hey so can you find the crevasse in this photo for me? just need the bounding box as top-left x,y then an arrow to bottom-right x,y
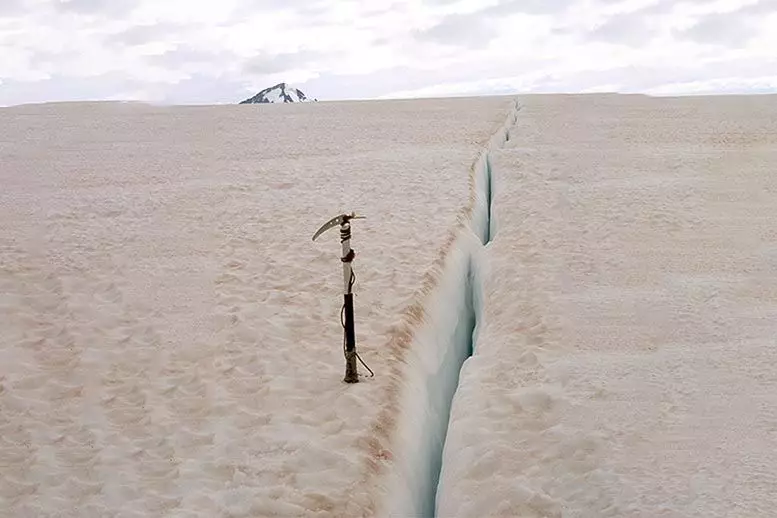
379,102 -> 517,517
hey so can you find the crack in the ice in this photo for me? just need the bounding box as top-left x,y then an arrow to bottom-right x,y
386,102 -> 517,518
485,156 -> 494,245
425,255 -> 477,517
427,157 -> 496,517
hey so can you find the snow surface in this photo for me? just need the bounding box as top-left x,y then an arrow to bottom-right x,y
284,85 -> 304,103
0,98 -> 514,516
5,93 -> 774,517
264,87 -> 284,103
437,94 -> 777,517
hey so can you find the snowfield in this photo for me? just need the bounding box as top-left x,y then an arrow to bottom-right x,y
3,93 -> 777,518
437,94 -> 777,517
0,98 -> 513,517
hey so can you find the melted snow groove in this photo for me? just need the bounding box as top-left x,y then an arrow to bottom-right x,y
485,155 -> 495,245
424,255 -> 477,517
381,101 -> 518,518
427,155 -> 495,517
427,218 -> 486,517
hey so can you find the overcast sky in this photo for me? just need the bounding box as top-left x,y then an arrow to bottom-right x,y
1,0 -> 775,105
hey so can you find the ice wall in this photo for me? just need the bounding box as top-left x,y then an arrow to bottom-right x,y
378,102 -> 519,517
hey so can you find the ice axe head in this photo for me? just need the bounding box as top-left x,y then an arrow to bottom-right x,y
312,212 -> 365,241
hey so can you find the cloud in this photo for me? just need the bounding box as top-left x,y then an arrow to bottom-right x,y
382,55 -> 777,99
1,0 -> 776,106
54,0 -> 137,16
414,12 -> 496,47
149,47 -> 227,66
242,50 -> 325,76
679,5 -> 765,47
106,23 -> 188,46
739,0 -> 777,15
0,0 -> 24,15
414,0 -> 576,48
483,0 -> 575,16
587,14 -> 656,46
159,73 -> 254,104
0,72 -> 144,105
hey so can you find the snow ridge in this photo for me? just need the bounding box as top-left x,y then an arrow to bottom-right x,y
376,101 -> 520,517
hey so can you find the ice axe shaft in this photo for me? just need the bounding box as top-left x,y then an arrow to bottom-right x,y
312,212 -> 365,383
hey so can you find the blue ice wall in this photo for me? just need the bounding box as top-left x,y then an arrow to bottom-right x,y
379,101 -> 518,518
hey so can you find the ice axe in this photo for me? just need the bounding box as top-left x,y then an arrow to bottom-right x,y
313,212 -> 369,383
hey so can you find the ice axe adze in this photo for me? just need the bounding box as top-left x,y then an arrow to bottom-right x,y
313,212 -> 367,383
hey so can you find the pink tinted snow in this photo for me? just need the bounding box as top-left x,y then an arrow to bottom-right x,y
5,93 -> 775,518
0,98 -> 512,517
437,94 -> 777,518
